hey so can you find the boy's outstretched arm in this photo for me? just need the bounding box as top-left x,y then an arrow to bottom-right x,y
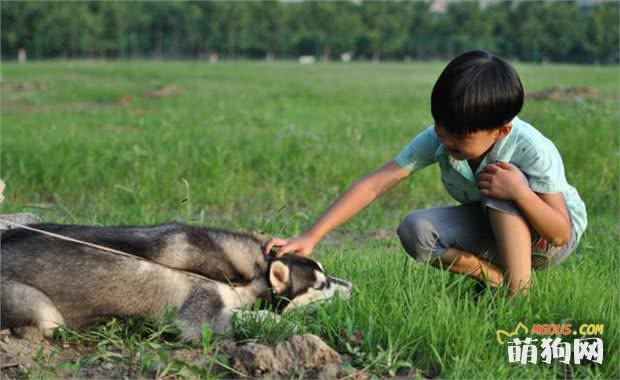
477,162 -> 571,246
264,161 -> 410,257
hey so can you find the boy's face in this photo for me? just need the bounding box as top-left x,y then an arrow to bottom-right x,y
434,123 -> 511,161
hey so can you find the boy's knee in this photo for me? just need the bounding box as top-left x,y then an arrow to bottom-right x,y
397,212 -> 444,262
481,196 -> 523,217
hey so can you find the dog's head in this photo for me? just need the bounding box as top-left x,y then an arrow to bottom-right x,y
267,254 -> 352,313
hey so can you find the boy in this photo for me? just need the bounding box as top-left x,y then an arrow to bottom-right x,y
263,50 -> 587,296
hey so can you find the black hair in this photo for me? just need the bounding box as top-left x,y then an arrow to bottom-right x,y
431,50 -> 524,135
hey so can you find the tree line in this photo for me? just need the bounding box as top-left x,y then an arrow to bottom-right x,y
1,1 -> 618,64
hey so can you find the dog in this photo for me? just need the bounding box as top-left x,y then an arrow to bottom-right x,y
0,223 -> 352,342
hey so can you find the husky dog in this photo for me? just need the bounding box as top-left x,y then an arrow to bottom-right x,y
0,223 -> 352,342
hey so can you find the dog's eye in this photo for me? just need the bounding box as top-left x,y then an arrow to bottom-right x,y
312,270 -> 328,290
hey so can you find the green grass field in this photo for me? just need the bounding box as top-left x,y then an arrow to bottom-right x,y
1,61 -> 618,379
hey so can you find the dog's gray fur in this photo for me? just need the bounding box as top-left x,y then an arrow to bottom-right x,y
1,223 -> 352,342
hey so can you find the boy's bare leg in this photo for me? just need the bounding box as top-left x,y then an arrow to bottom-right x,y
487,208 -> 532,296
430,248 -> 504,286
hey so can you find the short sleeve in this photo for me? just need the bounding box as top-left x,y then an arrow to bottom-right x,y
394,126 -> 440,173
519,140 -> 567,194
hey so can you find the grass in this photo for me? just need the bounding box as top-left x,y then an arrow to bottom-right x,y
1,60 -> 618,379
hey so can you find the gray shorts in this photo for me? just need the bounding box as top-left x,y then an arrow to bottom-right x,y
396,197 -> 578,270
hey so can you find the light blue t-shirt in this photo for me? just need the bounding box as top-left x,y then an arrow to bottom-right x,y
394,116 -> 587,242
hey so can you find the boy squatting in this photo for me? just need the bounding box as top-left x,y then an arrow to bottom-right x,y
263,50 -> 587,297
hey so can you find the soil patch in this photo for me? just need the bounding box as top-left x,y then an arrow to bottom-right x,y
528,86 -> 599,101
0,81 -> 47,92
230,333 -> 366,378
111,94 -> 132,106
0,329 -> 95,379
145,85 -> 182,98
0,331 -> 372,379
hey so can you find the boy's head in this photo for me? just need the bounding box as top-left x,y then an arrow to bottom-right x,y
431,50 -> 523,137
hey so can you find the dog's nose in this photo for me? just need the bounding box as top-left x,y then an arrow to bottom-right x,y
329,277 -> 353,299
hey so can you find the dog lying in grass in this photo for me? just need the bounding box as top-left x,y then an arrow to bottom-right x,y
0,223 -> 352,342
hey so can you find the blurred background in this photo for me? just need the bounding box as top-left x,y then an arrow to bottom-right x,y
2,0 -> 618,64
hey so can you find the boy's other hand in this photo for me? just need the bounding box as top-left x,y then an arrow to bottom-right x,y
477,161 -> 529,201
262,235 -> 317,257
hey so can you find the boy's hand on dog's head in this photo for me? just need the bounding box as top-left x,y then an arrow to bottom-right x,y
263,238 -> 289,257
262,235 -> 316,257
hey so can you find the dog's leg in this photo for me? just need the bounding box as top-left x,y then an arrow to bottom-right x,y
1,280 -> 65,339
176,286 -> 233,342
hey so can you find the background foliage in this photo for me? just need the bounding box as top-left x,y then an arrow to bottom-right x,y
2,0 -> 618,63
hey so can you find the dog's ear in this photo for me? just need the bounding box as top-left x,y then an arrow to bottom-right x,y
269,260 -> 290,294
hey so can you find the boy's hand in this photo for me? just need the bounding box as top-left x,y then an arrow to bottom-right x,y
262,234 -> 317,257
477,162 -> 529,201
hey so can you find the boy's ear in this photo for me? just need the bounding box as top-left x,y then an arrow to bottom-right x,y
496,122 -> 512,140
269,261 -> 290,294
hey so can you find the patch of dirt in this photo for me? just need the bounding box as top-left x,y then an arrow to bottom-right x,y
2,101 -> 117,114
0,331 -> 373,379
145,85 -> 182,98
0,329 -> 45,376
69,363 -> 126,380
528,86 -> 599,101
111,94 -> 132,106
0,329 -> 93,379
232,334 -> 338,377
0,81 -> 47,92
0,81 -> 48,112
0,99 -> 36,113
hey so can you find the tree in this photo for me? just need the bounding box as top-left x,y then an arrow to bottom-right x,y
583,2 -> 620,63
245,1 -> 284,58
513,2 -> 549,62
0,0 -> 616,63
359,1 -> 412,60
542,1 -> 584,62
404,2 -> 434,59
